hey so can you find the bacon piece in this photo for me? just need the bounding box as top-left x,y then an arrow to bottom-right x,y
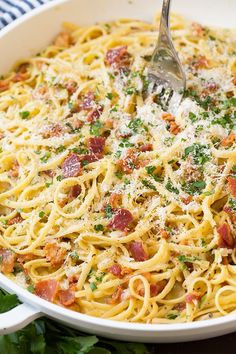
108,208 -> 133,231
69,185 -> 81,198
201,82 -> 219,97
62,153 -> 81,178
88,137 -> 106,154
232,77 -> 236,86
42,123 -> 63,139
79,153 -> 103,165
54,32 -> 72,47
0,249 -> 16,273
8,160 -> 19,178
35,279 -> 59,302
160,228 -> 170,239
8,214 -> 23,225
150,280 -> 167,296
221,133 -> 236,147
181,195 -> 193,205
17,253 -> 35,264
44,242 -> 66,266
105,46 -> 131,70
108,264 -> 122,278
108,285 -> 123,304
64,81 -> 77,95
87,106 -> 103,123
43,169 -> 55,178
185,291 -> 201,304
11,72 -> 29,83
188,55 -> 209,70
174,302 -> 186,311
80,92 -> 96,110
58,287 -> 75,306
117,149 -> 139,174
217,223 -> 235,249
129,241 -> 148,262
109,193 -> 122,208
223,206 -> 236,224
191,23 -> 206,37
162,113 -> 181,135
228,176 -> 236,198
139,143 -> 153,152
0,80 -> 9,92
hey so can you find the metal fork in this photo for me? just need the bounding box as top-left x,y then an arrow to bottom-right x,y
146,0 -> 186,114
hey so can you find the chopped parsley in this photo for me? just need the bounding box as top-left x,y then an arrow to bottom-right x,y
104,204 -> 113,218
165,179 -> 179,195
38,211 -> 45,219
178,255 -> 199,263
89,121 -> 103,136
128,118 -> 143,133
94,224 -> 104,232
70,251 -> 80,261
145,165 -> 162,182
40,151 -> 51,163
119,139 -> 134,148
115,171 -> 124,180
141,179 -> 157,191
55,145 -> 66,154
183,180 -> 206,195
166,310 -> 179,320
27,284 -> 35,293
228,198 -> 236,210
19,111 -> 30,119
106,92 -> 113,100
90,283 -> 97,291
183,144 -> 211,165
189,112 -> 198,123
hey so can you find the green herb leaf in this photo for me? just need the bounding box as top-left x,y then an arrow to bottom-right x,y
90,283 -> 97,292
141,179 -> 157,191
19,111 -> 30,119
94,224 -> 104,232
90,121 -> 103,136
38,211 -> 45,219
165,179 -> 179,194
104,204 -> 113,219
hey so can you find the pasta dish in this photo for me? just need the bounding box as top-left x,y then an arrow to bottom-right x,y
0,14 -> 236,323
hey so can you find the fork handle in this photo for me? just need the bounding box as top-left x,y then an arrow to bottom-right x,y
160,0 -> 171,30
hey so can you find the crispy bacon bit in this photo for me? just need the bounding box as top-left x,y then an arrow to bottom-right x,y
117,149 -> 139,174
87,107 -> 103,123
44,242 -> 66,266
64,81 -> 77,95
109,193 -> 122,208
79,153 -> 103,165
162,113 -> 181,135
223,206 -> 236,224
108,264 -> 122,278
191,23 -> 206,37
62,154 -> 81,178
221,133 -> 236,147
139,143 -> 153,152
108,285 -> 123,304
185,291 -> 201,304
42,123 -> 63,139
105,46 -> 131,69
8,214 -> 23,225
0,249 -> 16,273
201,82 -> 219,97
17,253 -> 35,264
35,279 -> 59,302
151,280 -> 167,296
58,287 -> 75,306
88,137 -> 106,154
129,241 -> 148,262
160,228 -> 170,239
108,208 -> 133,231
228,176 -> 236,198
80,92 -> 96,110
8,160 -> 19,178
43,169 -> 55,178
174,302 -> 186,311
188,55 -> 209,70
181,195 -> 193,205
232,77 -> 236,86
54,32 -> 73,47
11,72 -> 29,83
217,223 -> 235,249
69,185 -> 81,198
0,80 -> 9,93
